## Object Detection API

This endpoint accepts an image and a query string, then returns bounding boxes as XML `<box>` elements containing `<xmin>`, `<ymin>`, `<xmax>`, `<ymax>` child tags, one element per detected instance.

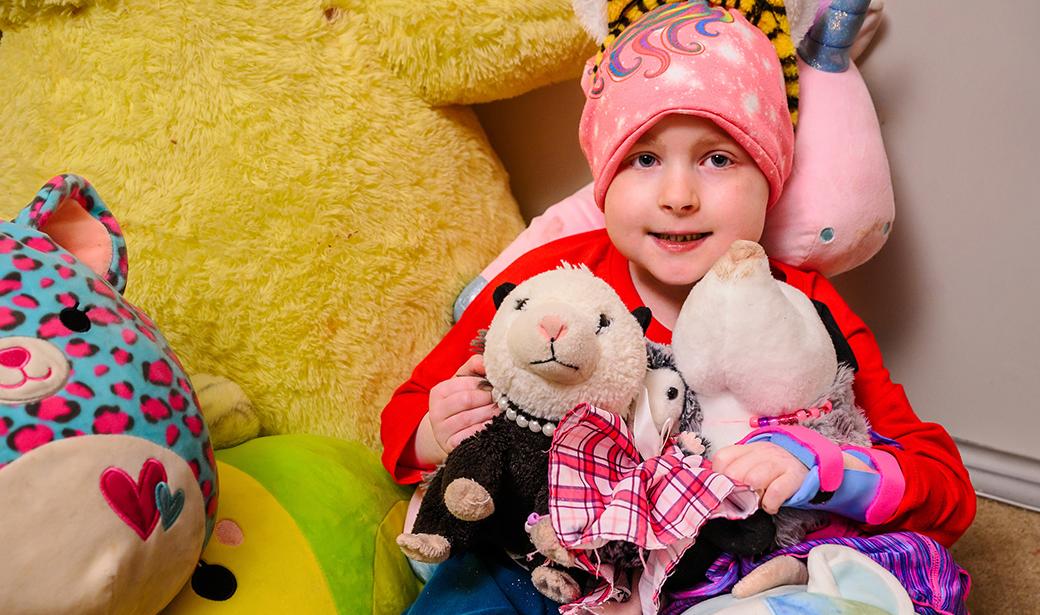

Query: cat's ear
<box><xmin>14</xmin><ymin>174</ymin><xmax>128</xmax><ymax>293</ymax></box>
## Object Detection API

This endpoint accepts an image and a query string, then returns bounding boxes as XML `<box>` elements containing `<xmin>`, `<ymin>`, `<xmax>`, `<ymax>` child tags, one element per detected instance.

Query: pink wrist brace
<box><xmin>840</xmin><ymin>444</ymin><xmax>906</xmax><ymax>525</ymax></box>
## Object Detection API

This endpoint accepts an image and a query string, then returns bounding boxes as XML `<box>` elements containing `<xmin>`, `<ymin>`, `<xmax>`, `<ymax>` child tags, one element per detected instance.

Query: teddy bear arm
<box><xmin>438</xmin><ymin>428</ymin><xmax>508</xmax><ymax>500</ymax></box>
<box><xmin>410</xmin><ymin>470</ymin><xmax>482</xmax><ymax>553</ymax></box>
<box><xmin>369</xmin><ymin>0</ymin><xmax>595</xmax><ymax>106</ymax></box>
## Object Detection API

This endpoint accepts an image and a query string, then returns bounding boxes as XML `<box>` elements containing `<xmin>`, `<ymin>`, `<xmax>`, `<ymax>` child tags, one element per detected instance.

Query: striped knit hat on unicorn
<box><xmin>578</xmin><ymin>0</ymin><xmax>796</xmax><ymax>209</ymax></box>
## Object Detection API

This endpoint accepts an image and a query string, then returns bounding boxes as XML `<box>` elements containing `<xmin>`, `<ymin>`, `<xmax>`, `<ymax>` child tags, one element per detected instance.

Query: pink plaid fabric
<box><xmin>548</xmin><ymin>404</ymin><xmax>759</xmax><ymax>614</ymax></box>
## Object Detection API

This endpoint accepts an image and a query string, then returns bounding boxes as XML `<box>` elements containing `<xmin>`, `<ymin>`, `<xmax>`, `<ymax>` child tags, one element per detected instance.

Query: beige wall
<box><xmin>475</xmin><ymin>2</ymin><xmax>1040</xmax><ymax>461</ymax></box>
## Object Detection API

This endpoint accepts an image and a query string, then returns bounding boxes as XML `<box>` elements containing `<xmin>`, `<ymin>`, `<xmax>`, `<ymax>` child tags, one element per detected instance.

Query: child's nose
<box><xmin>658</xmin><ymin>171</ymin><xmax>699</xmax><ymax>214</ymax></box>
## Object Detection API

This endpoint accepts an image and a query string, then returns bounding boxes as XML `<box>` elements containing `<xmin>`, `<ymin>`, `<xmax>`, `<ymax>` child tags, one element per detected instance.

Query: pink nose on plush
<box><xmin>538</xmin><ymin>315</ymin><xmax>567</xmax><ymax>342</ymax></box>
<box><xmin>0</xmin><ymin>346</ymin><xmax>30</xmax><ymax>369</ymax></box>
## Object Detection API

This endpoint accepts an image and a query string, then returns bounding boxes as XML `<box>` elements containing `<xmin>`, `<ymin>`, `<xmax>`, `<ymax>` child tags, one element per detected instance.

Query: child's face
<box><xmin>603</xmin><ymin>114</ymin><xmax>769</xmax><ymax>293</ymax></box>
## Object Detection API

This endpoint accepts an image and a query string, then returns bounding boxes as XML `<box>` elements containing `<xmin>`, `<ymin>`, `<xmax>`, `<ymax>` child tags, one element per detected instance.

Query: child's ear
<box><xmin>492</xmin><ymin>282</ymin><xmax>517</xmax><ymax>311</ymax></box>
<box><xmin>13</xmin><ymin>174</ymin><xmax>128</xmax><ymax>293</ymax></box>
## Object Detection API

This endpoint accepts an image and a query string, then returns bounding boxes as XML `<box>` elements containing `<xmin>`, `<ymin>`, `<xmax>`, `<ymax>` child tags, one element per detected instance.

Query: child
<box><xmin>381</xmin><ymin>2</ymin><xmax>974</xmax><ymax>612</ymax></box>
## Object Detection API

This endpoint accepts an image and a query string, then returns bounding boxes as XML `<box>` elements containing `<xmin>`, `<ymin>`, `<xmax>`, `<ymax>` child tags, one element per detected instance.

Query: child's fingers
<box><xmin>445</xmin><ymin>404</ymin><xmax>499</xmax><ymax>449</ymax></box>
<box><xmin>724</xmin><ymin>458</ymin><xmax>785</xmax><ymax>500</ymax></box>
<box><xmin>446</xmin><ymin>423</ymin><xmax>491</xmax><ymax>450</ymax></box>
<box><xmin>709</xmin><ymin>443</ymin><xmax>749</xmax><ymax>474</ymax></box>
<box><xmin>761</xmin><ymin>471</ymin><xmax>803</xmax><ymax>514</ymax></box>
<box><xmin>434</xmin><ymin>373</ymin><xmax>487</xmax><ymax>396</ymax></box>
<box><xmin>712</xmin><ymin>443</ymin><xmax>812</xmax><ymax>513</ymax></box>
<box><xmin>711</xmin><ymin>444</ymin><xmax>756</xmax><ymax>480</ymax></box>
<box><xmin>440</xmin><ymin>387</ymin><xmax>493</xmax><ymax>414</ymax></box>
<box><xmin>454</xmin><ymin>354</ymin><xmax>487</xmax><ymax>378</ymax></box>
<box><xmin>439</xmin><ymin>401</ymin><xmax>498</xmax><ymax>436</ymax></box>
<box><xmin>742</xmin><ymin>461</ymin><xmax>784</xmax><ymax>491</ymax></box>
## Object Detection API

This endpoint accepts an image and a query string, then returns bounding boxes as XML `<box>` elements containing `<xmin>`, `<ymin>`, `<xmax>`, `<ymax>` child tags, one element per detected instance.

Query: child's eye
<box><xmin>705</xmin><ymin>153</ymin><xmax>734</xmax><ymax>168</ymax></box>
<box><xmin>630</xmin><ymin>153</ymin><xmax>658</xmax><ymax>169</ymax></box>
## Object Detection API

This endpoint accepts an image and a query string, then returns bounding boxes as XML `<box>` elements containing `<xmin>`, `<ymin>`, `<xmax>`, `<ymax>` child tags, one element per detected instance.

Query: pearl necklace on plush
<box><xmin>495</xmin><ymin>393</ymin><xmax>558</xmax><ymax>437</ymax></box>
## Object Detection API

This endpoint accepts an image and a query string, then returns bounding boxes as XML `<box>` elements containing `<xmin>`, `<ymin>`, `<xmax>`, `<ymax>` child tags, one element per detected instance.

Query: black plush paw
<box><xmin>663</xmin><ymin>541</ymin><xmax>721</xmax><ymax>593</ymax></box>
<box><xmin>701</xmin><ymin>509</ymin><xmax>777</xmax><ymax>557</ymax></box>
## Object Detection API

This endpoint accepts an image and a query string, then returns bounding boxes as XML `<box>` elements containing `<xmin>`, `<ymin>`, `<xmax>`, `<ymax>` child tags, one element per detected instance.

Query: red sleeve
<box><xmin>802</xmin><ymin>269</ymin><xmax>976</xmax><ymax>547</ymax></box>
<box><xmin>379</xmin><ymin>281</ymin><xmax>495</xmax><ymax>484</ymax></box>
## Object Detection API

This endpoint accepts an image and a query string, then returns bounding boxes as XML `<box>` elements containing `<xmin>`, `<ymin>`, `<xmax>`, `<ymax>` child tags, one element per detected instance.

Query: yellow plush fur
<box><xmin>0</xmin><ymin>0</ymin><xmax>594</xmax><ymax>447</ymax></box>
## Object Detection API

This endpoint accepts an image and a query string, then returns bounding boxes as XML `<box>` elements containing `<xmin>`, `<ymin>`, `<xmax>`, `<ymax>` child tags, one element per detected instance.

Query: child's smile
<box><xmin>648</xmin><ymin>231</ymin><xmax>713</xmax><ymax>252</ymax></box>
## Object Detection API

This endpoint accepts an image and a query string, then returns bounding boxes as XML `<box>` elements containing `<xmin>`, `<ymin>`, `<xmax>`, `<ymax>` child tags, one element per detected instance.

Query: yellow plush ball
<box><xmin>0</xmin><ymin>0</ymin><xmax>593</xmax><ymax>446</ymax></box>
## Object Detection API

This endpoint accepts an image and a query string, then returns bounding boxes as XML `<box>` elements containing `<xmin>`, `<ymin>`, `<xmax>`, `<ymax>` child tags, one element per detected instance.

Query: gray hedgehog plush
<box><xmin>642</xmin><ymin>341</ymin><xmax>779</xmax><ymax>593</ymax></box>
<box><xmin>396</xmin><ymin>264</ymin><xmax>651</xmax><ymax>603</ymax></box>
<box><xmin>671</xmin><ymin>240</ymin><xmax>873</xmax><ymax>596</ymax></box>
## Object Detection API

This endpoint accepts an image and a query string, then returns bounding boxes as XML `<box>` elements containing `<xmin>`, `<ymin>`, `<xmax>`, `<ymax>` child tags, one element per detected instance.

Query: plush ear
<box><xmin>571</xmin><ymin>0</ymin><xmax>608</xmax><ymax>42</ymax></box>
<box><xmin>631</xmin><ymin>306</ymin><xmax>652</xmax><ymax>335</ymax></box>
<box><xmin>492</xmin><ymin>282</ymin><xmax>517</xmax><ymax>311</ymax></box>
<box><xmin>365</xmin><ymin>0</ymin><xmax>592</xmax><ymax>106</ymax></box>
<box><xmin>13</xmin><ymin>174</ymin><xmax>128</xmax><ymax>293</ymax></box>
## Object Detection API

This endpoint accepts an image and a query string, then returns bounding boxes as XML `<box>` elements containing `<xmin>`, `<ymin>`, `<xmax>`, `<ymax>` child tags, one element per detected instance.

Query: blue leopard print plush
<box><xmin>0</xmin><ymin>175</ymin><xmax>216</xmax><ymax>614</ymax></box>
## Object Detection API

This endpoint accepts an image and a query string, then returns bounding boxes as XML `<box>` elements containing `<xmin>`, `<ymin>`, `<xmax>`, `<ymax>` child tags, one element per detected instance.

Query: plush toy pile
<box><xmin>0</xmin><ymin>0</ymin><xmax>913</xmax><ymax>612</ymax></box>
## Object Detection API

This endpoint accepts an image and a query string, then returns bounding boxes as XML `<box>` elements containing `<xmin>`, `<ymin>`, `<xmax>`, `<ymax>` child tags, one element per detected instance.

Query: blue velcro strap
<box><xmin>795</xmin><ymin>468</ymin><xmax>881</xmax><ymax>522</ymax></box>
<box><xmin>782</xmin><ymin>462</ymin><xmax>881</xmax><ymax>521</ymax></box>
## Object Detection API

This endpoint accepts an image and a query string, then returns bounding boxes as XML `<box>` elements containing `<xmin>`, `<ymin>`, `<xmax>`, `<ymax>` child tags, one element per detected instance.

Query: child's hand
<box><xmin>428</xmin><ymin>354</ymin><xmax>499</xmax><ymax>455</ymax></box>
<box><xmin>711</xmin><ymin>442</ymin><xmax>808</xmax><ymax>514</ymax></box>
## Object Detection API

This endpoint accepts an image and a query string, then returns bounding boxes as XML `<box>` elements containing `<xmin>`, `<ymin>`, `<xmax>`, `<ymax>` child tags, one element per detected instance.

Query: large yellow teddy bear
<box><xmin>0</xmin><ymin>0</ymin><xmax>592</xmax><ymax>447</ymax></box>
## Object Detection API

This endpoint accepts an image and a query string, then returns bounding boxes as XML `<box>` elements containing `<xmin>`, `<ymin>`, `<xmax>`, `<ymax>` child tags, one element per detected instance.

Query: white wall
<box><xmin>474</xmin><ymin>3</ymin><xmax>1040</xmax><ymax>474</ymax></box>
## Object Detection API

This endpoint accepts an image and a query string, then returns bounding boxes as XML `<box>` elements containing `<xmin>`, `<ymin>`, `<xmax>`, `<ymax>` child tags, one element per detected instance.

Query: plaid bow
<box><xmin>548</xmin><ymin>403</ymin><xmax>758</xmax><ymax>614</ymax></box>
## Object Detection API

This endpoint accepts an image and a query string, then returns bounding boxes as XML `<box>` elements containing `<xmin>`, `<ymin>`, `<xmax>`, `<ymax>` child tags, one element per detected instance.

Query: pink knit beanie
<box><xmin>579</xmin><ymin>1</ymin><xmax>795</xmax><ymax>210</ymax></box>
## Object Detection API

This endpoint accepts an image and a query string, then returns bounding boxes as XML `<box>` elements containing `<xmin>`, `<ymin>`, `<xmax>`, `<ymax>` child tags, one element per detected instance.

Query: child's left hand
<box><xmin>711</xmin><ymin>442</ymin><xmax>809</xmax><ymax>514</ymax></box>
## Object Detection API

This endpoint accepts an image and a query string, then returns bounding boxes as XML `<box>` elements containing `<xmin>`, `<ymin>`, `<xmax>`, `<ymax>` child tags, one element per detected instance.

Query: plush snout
<box><xmin>506</xmin><ymin>301</ymin><xmax>600</xmax><ymax>385</ymax></box>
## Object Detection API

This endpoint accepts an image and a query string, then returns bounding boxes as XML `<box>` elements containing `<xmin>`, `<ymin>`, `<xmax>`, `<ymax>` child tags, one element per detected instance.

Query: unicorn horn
<box><xmin>798</xmin><ymin>0</ymin><xmax>872</xmax><ymax>72</ymax></box>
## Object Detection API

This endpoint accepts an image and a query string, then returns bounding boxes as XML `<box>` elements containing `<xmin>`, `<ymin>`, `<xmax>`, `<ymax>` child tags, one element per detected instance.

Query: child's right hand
<box><xmin>427</xmin><ymin>354</ymin><xmax>499</xmax><ymax>456</ymax></box>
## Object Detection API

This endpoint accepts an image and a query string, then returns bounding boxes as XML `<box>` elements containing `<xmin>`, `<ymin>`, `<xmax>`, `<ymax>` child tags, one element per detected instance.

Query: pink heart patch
<box><xmin>99</xmin><ymin>458</ymin><xmax>167</xmax><ymax>540</ymax></box>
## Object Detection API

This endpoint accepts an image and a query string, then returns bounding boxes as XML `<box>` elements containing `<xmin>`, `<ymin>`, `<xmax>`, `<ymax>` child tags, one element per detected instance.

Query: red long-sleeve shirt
<box><xmin>380</xmin><ymin>230</ymin><xmax>975</xmax><ymax>547</ymax></box>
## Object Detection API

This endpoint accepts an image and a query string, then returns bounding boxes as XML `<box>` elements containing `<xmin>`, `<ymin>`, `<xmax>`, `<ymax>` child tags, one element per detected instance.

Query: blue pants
<box><xmin>405</xmin><ymin>549</ymin><xmax>562</xmax><ymax>615</ymax></box>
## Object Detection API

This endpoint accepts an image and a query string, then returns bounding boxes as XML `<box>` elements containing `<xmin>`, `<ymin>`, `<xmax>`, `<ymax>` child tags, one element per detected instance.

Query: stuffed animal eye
<box><xmin>667</xmin><ymin>387</ymin><xmax>679</xmax><ymax>400</ymax></box>
<box><xmin>596</xmin><ymin>314</ymin><xmax>611</xmax><ymax>333</ymax></box>
<box><xmin>514</xmin><ymin>298</ymin><xmax>528</xmax><ymax>310</ymax></box>
<box><xmin>59</xmin><ymin>305</ymin><xmax>92</xmax><ymax>333</ymax></box>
